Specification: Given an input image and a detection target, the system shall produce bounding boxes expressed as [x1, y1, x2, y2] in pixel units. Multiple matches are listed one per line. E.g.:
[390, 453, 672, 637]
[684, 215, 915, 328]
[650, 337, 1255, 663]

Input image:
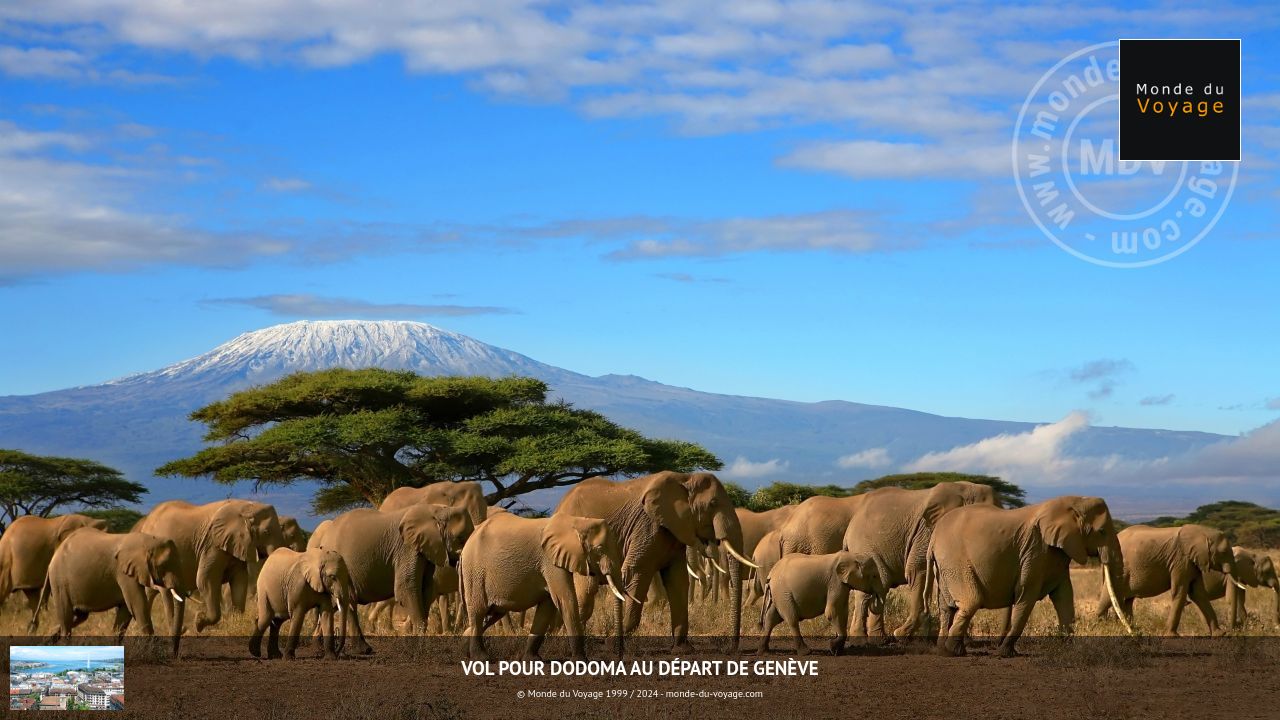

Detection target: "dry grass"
[6, 556, 1277, 641]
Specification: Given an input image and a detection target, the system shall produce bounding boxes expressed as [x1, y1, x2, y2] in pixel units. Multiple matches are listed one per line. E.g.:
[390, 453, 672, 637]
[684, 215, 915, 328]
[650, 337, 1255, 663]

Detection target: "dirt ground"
[16, 635, 1275, 720]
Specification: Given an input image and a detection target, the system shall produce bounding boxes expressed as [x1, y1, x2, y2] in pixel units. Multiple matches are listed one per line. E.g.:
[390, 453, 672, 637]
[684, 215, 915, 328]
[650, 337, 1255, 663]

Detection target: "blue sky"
[1, 1, 1278, 439]
[10, 645, 123, 662]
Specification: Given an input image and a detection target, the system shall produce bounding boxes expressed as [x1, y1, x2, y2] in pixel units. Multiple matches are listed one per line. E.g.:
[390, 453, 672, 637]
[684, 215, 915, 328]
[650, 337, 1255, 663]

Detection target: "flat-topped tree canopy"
[157, 368, 721, 514]
[0, 449, 145, 531]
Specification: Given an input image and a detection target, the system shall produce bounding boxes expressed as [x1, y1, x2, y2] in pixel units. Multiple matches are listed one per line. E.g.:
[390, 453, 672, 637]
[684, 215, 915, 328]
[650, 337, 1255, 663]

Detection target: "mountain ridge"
[0, 320, 1239, 520]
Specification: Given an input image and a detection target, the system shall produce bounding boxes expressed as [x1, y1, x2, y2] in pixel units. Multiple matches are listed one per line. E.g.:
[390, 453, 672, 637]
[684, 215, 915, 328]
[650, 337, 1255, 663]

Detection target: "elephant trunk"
[170, 592, 185, 659]
[1272, 585, 1280, 627]
[712, 512, 746, 652]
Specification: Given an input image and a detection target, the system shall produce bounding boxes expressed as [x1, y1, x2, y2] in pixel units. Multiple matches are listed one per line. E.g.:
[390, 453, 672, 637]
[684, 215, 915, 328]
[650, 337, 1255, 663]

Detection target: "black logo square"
[1119, 39, 1240, 161]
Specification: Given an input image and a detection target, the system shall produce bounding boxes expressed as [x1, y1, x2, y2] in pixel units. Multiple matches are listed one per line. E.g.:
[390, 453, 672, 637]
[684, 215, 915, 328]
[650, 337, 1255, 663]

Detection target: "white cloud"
[836, 447, 891, 469]
[723, 456, 788, 479]
[779, 140, 1011, 179]
[904, 411, 1091, 484]
[262, 177, 311, 192]
[204, 293, 515, 318]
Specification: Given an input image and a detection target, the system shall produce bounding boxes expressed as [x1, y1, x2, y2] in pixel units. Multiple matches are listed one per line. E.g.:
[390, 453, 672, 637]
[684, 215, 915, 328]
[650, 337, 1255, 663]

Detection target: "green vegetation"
[726, 472, 1026, 512]
[81, 507, 146, 532]
[158, 369, 721, 514]
[851, 472, 1027, 508]
[0, 450, 146, 534]
[1148, 500, 1280, 548]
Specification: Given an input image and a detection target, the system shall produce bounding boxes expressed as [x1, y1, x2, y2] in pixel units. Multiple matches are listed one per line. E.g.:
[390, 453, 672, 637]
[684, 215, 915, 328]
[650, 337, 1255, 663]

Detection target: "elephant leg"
[284, 609, 309, 659]
[996, 600, 1037, 658]
[249, 608, 271, 658]
[547, 569, 585, 659]
[1165, 582, 1190, 636]
[785, 609, 809, 656]
[757, 603, 781, 655]
[121, 581, 154, 635]
[1188, 581, 1222, 636]
[524, 598, 558, 661]
[661, 563, 694, 654]
[1048, 581, 1076, 636]
[267, 618, 283, 659]
[940, 605, 975, 657]
[895, 573, 928, 639]
[112, 605, 132, 642]
[465, 583, 491, 661]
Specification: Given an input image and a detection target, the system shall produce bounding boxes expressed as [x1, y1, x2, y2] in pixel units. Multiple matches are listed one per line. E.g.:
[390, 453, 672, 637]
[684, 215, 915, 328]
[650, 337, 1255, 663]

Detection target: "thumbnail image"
[9, 646, 124, 711]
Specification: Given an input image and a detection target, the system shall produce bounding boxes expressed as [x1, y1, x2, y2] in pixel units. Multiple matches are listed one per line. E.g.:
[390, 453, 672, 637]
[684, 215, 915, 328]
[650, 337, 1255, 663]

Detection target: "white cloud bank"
[837, 447, 892, 469]
[723, 456, 788, 479]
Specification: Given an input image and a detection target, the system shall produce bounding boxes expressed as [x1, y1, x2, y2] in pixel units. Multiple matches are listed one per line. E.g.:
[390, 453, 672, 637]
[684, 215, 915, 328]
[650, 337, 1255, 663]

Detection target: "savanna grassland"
[3, 560, 1278, 639]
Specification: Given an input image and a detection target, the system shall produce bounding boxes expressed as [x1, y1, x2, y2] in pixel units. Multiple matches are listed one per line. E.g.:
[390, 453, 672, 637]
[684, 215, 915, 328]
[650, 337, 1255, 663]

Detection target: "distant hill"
[0, 320, 1242, 521]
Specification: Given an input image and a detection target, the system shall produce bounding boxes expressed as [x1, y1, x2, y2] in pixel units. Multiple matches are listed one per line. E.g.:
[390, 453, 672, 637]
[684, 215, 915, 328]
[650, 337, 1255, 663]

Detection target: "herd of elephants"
[0, 472, 1277, 662]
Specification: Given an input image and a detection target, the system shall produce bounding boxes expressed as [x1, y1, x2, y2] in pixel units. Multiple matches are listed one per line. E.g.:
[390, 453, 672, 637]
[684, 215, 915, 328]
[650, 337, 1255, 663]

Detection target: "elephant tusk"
[1232, 576, 1248, 591]
[170, 588, 184, 604]
[605, 576, 628, 604]
[724, 542, 760, 569]
[686, 563, 705, 582]
[708, 556, 727, 574]
[626, 591, 645, 605]
[1102, 563, 1133, 636]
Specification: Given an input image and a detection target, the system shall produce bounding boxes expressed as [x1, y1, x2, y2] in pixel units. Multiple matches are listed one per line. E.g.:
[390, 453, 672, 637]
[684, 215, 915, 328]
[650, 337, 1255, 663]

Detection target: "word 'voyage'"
[461, 658, 819, 677]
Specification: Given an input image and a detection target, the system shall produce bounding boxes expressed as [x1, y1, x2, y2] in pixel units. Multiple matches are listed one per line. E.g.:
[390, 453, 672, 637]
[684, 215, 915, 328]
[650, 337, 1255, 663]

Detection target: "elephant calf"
[251, 547, 354, 660]
[461, 512, 633, 661]
[38, 528, 189, 656]
[757, 550, 886, 656]
[1224, 547, 1280, 629]
[747, 530, 783, 609]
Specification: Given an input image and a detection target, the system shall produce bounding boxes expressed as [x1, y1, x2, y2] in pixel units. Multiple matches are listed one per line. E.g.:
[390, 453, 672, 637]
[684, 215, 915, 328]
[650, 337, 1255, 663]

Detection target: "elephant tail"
[759, 580, 773, 630]
[922, 548, 936, 616]
[455, 555, 467, 634]
[29, 575, 50, 634]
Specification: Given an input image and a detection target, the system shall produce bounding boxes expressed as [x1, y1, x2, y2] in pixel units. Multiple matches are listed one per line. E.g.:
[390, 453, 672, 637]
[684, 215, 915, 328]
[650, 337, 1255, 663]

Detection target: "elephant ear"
[1178, 527, 1215, 576]
[542, 515, 593, 575]
[834, 552, 865, 589]
[400, 506, 448, 567]
[301, 552, 326, 594]
[1037, 504, 1088, 565]
[642, 474, 700, 548]
[115, 536, 155, 587]
[922, 484, 966, 527]
[198, 504, 253, 562]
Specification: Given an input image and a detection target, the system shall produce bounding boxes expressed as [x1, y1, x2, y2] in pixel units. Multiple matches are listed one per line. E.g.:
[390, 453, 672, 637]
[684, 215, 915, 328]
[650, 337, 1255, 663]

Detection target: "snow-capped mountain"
[0, 320, 1243, 520]
[109, 320, 576, 392]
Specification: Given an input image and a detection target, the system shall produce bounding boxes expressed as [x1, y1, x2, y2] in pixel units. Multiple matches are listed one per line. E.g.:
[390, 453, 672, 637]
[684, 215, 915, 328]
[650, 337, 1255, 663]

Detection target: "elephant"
[37, 528, 189, 655]
[366, 563, 463, 634]
[556, 471, 757, 653]
[1223, 548, 1279, 629]
[380, 481, 488, 525]
[307, 503, 472, 654]
[0, 513, 107, 612]
[757, 551, 888, 656]
[1093, 524, 1240, 636]
[842, 483, 998, 638]
[133, 499, 285, 632]
[461, 512, 634, 660]
[279, 517, 308, 552]
[250, 547, 355, 660]
[930, 495, 1126, 657]
[749, 530, 785, 608]
[737, 506, 796, 604]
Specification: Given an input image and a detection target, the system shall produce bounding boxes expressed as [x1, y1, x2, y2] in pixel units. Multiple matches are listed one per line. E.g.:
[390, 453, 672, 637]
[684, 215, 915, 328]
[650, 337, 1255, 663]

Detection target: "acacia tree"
[157, 368, 722, 513]
[0, 450, 147, 532]
[852, 472, 1027, 508]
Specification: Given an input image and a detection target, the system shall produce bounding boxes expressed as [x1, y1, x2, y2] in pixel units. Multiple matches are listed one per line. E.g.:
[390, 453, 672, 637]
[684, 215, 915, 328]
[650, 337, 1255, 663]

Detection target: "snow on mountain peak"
[111, 319, 563, 388]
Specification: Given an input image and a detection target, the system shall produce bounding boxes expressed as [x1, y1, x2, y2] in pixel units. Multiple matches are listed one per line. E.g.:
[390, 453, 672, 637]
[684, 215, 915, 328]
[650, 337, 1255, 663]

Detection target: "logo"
[1013, 42, 1238, 268]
